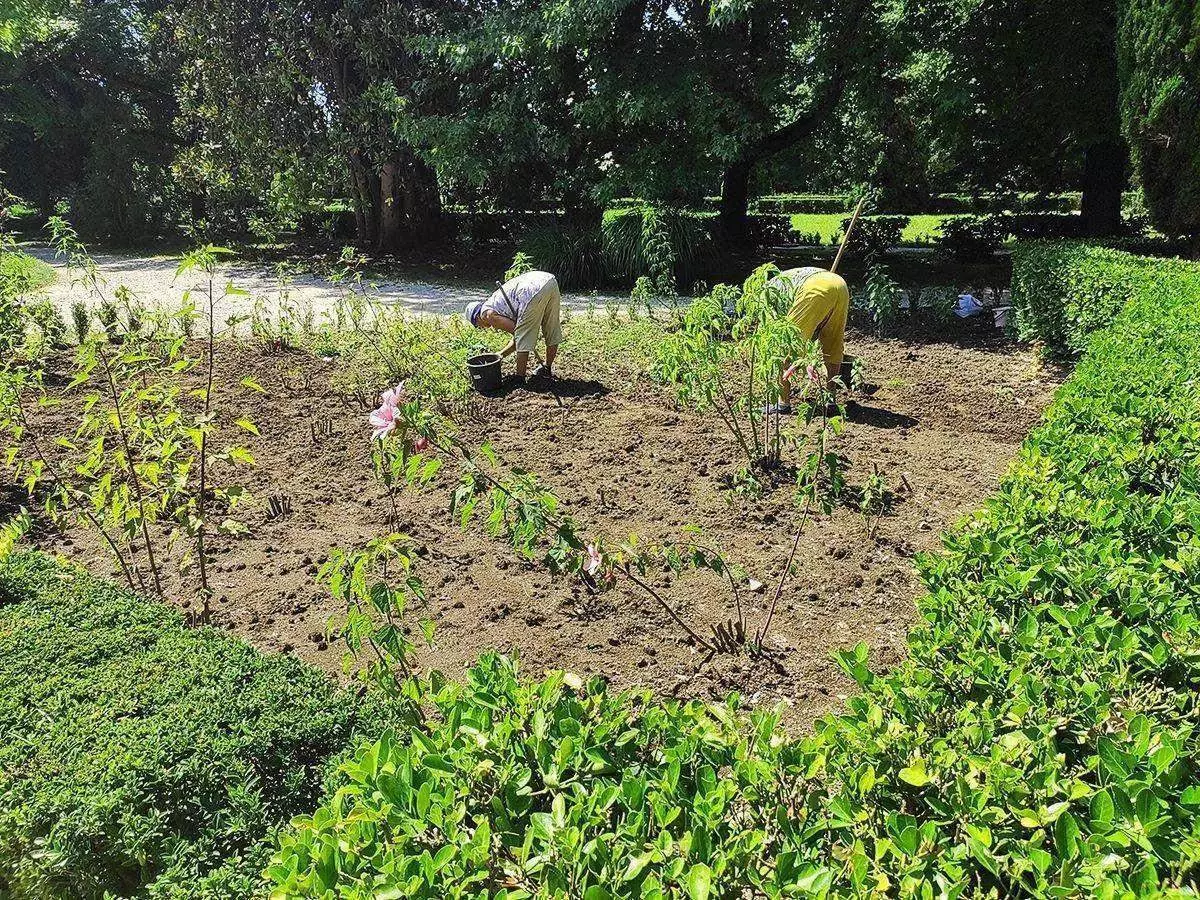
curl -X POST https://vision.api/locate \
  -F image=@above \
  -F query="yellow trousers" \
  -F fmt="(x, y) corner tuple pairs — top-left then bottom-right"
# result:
(786, 271), (849, 374)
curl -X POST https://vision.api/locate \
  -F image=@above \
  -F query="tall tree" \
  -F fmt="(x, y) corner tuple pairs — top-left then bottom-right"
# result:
(1119, 0), (1200, 250)
(0, 0), (180, 237)
(170, 0), (449, 250)
(708, 0), (873, 242)
(890, 0), (1127, 233)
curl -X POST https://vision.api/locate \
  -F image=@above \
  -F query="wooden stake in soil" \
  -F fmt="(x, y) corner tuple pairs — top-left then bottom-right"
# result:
(830, 197), (866, 275)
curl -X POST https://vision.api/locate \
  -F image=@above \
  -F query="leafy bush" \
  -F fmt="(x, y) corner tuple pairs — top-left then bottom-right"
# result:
(1119, 0), (1200, 242)
(518, 224), (608, 289)
(1009, 241), (1196, 356)
(520, 207), (714, 290)
(937, 214), (1013, 259)
(840, 214), (909, 257)
(745, 213), (796, 248)
(273, 245), (1200, 897)
(0, 551), (389, 899)
(602, 205), (713, 290)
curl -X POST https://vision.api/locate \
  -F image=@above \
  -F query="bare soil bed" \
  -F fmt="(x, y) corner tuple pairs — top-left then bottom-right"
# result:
(29, 323), (1062, 728)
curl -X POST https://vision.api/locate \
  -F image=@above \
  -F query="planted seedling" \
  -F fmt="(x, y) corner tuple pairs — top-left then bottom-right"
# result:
(70, 301), (90, 344)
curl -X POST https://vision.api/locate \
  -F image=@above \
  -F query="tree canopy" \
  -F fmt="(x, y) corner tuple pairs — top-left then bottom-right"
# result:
(1, 0), (1195, 248)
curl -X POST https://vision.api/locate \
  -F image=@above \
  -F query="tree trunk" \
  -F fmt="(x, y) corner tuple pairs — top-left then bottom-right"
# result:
(1080, 138), (1126, 238)
(349, 149), (443, 252)
(403, 154), (444, 244)
(719, 158), (753, 245)
(378, 158), (403, 254)
(347, 150), (381, 247)
(1079, 0), (1126, 238)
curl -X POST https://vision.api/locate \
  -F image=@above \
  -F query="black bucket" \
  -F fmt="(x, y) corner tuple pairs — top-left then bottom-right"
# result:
(839, 355), (857, 389)
(467, 352), (503, 393)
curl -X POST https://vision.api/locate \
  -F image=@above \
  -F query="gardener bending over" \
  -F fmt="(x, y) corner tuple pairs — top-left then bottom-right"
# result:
(766, 266), (850, 415)
(465, 270), (562, 379)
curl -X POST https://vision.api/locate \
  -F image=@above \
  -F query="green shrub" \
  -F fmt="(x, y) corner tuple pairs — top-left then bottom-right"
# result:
(938, 214), (1013, 259)
(840, 214), (909, 256)
(1010, 241), (1199, 356)
(602, 205), (713, 290)
(518, 224), (608, 289)
(520, 207), (714, 290)
(272, 245), (1200, 897)
(0, 551), (389, 899)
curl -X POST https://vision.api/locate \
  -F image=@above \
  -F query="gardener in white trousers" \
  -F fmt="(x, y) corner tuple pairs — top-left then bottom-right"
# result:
(465, 270), (563, 379)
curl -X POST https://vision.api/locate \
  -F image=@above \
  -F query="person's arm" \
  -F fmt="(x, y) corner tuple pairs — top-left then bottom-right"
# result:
(499, 338), (517, 358)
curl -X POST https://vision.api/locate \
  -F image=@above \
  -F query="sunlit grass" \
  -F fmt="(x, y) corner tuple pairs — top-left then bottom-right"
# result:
(789, 213), (965, 246)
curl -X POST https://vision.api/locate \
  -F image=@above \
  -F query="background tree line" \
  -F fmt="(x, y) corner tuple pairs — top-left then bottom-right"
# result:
(1, 0), (1197, 252)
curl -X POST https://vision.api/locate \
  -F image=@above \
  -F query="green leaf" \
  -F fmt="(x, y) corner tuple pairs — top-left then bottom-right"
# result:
(898, 757), (930, 787)
(685, 863), (711, 900)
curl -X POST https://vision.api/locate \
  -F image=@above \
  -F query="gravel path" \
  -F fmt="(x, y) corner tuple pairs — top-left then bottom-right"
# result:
(28, 247), (629, 325)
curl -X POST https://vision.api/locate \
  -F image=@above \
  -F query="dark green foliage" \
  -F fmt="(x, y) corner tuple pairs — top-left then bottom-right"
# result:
(842, 214), (909, 256)
(271, 244), (1200, 895)
(519, 207), (715, 290)
(0, 552), (386, 899)
(1119, 0), (1200, 241)
(517, 225), (609, 290)
(938, 215), (1012, 259)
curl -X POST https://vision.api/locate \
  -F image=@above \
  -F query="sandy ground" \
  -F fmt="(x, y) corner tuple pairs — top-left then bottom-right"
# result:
(27, 247), (628, 325)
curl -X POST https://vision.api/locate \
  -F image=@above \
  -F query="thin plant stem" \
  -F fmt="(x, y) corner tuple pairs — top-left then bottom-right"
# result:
(97, 344), (163, 597)
(17, 402), (138, 591)
(622, 567), (715, 652)
(195, 269), (216, 619)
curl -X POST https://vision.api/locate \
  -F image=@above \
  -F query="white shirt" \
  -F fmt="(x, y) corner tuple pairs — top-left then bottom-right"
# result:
(484, 271), (556, 322)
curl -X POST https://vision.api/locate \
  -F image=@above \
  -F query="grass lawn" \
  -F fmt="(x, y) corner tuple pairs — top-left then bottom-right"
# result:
(0, 249), (55, 293)
(789, 212), (965, 246)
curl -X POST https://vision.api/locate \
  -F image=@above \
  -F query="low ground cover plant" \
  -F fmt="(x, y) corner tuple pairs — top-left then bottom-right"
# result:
(269, 244), (1200, 896)
(0, 551), (390, 899)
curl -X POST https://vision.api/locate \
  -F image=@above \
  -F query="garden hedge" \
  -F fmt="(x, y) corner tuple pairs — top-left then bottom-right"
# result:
(271, 245), (1200, 897)
(1011, 241), (1200, 357)
(0, 551), (388, 899)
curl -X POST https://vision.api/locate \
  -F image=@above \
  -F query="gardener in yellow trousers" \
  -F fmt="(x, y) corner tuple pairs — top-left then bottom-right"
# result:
(764, 266), (850, 415)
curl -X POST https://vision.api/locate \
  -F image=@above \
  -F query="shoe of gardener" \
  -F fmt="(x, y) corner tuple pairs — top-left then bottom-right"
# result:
(529, 364), (554, 379)
(763, 402), (792, 415)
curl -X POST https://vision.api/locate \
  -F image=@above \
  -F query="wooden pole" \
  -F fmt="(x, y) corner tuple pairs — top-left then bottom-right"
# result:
(830, 196), (866, 274)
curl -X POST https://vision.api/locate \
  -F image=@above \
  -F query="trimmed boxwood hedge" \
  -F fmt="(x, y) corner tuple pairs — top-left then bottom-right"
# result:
(0, 551), (387, 899)
(1011, 241), (1200, 357)
(270, 245), (1200, 897)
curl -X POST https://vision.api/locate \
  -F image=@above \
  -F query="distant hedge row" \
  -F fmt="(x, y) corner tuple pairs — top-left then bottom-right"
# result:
(0, 552), (389, 899)
(269, 245), (1200, 896)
